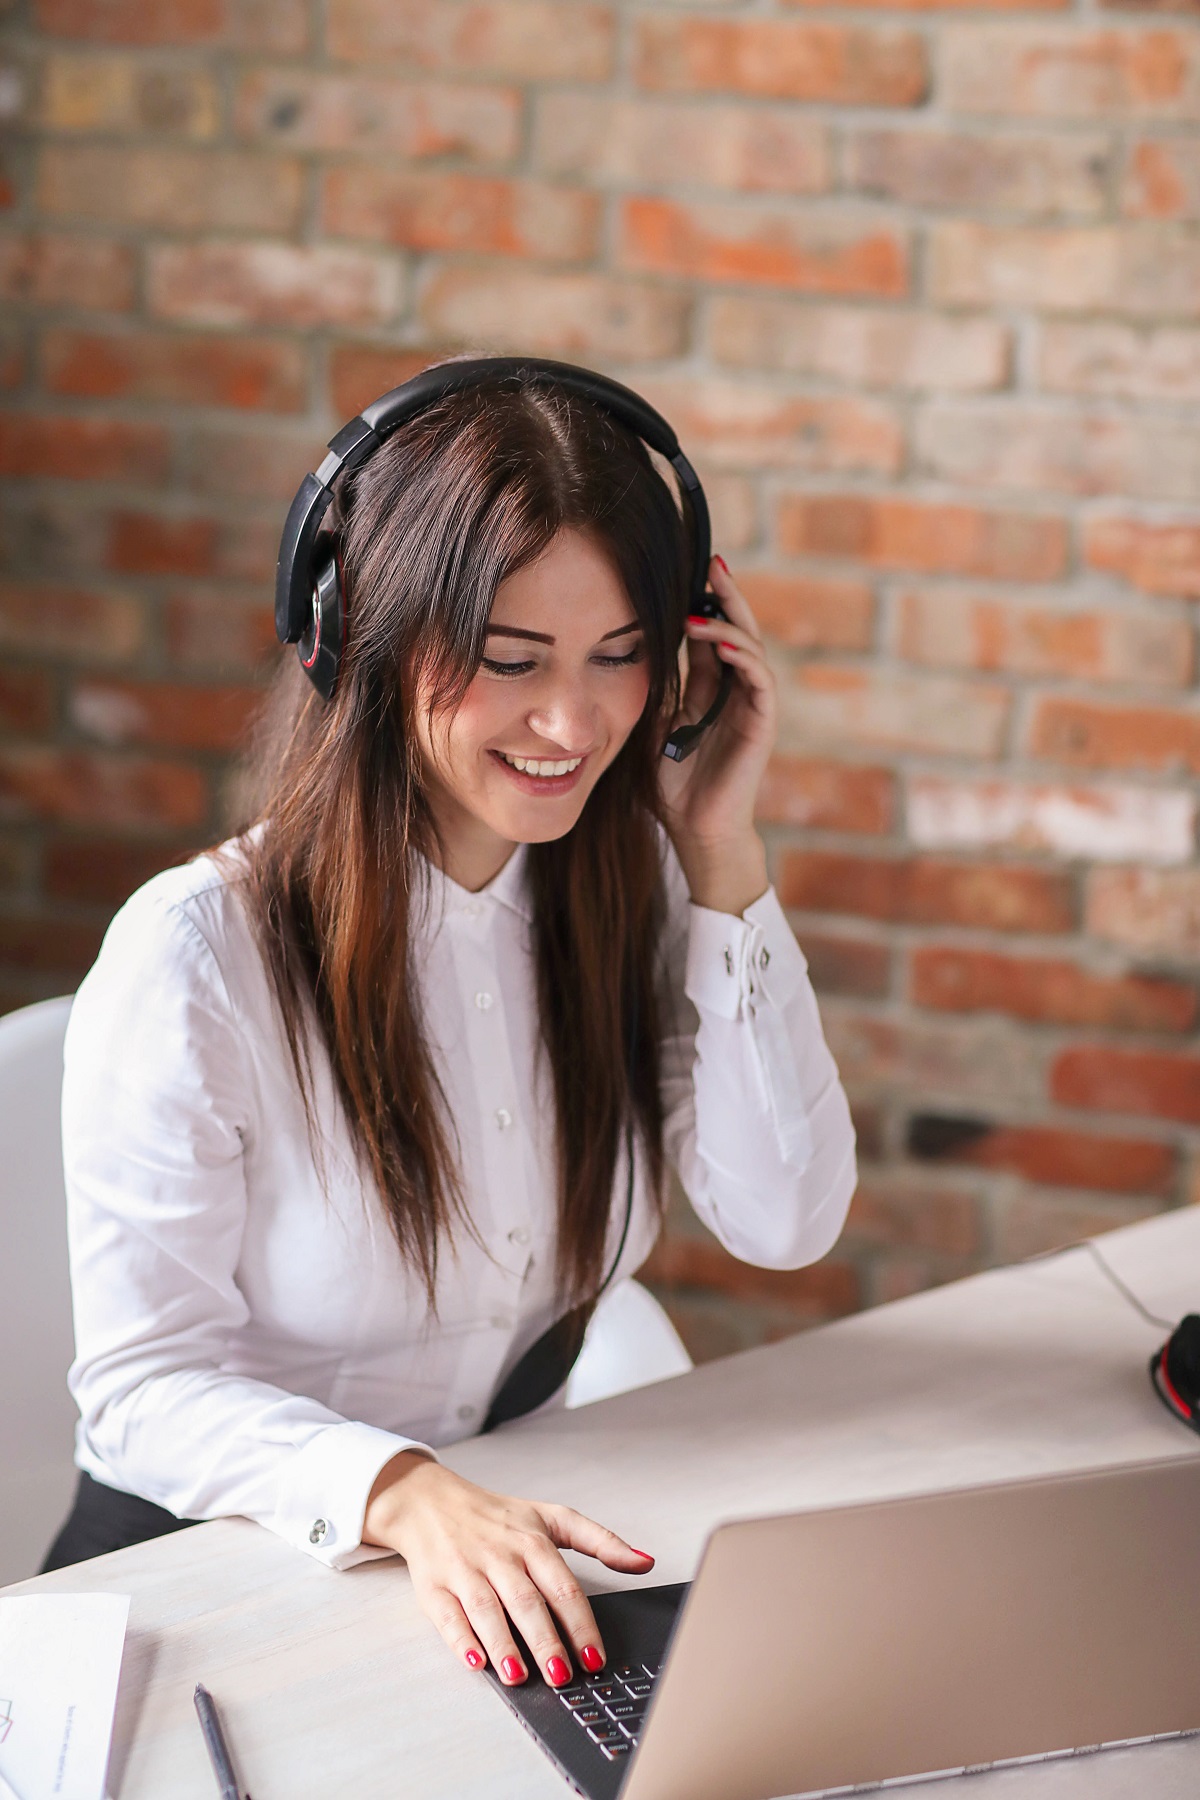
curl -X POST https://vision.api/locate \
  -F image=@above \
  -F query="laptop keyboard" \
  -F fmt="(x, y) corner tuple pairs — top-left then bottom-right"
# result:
(556, 1661), (661, 1763)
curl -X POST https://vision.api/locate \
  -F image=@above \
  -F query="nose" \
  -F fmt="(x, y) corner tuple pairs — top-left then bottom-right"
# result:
(524, 678), (598, 755)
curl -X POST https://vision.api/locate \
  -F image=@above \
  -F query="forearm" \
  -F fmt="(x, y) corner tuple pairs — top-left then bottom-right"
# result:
(671, 828), (768, 919)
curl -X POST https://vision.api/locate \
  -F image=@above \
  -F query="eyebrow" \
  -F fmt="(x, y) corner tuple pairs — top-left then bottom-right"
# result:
(485, 622), (642, 646)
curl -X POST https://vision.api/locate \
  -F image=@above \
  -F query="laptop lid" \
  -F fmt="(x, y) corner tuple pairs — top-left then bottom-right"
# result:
(623, 1456), (1200, 1800)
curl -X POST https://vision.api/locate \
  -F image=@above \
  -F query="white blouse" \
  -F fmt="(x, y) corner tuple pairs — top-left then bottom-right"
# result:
(62, 834), (856, 1571)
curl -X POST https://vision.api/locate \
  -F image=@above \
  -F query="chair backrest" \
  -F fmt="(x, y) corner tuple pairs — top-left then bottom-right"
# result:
(0, 995), (77, 1585)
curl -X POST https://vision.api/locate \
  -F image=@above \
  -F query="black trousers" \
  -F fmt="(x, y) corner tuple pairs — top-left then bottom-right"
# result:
(40, 1471), (201, 1573)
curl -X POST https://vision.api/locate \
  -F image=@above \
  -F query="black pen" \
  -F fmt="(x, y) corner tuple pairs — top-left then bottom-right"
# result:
(193, 1684), (251, 1800)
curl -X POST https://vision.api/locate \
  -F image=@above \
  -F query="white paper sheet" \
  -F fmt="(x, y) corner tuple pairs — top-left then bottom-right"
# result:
(0, 1594), (129, 1800)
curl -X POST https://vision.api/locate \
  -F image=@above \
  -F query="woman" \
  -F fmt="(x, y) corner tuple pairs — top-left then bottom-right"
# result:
(46, 365), (856, 1694)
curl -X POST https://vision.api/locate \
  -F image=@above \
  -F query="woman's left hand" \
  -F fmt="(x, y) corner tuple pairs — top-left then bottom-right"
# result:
(659, 555), (775, 916)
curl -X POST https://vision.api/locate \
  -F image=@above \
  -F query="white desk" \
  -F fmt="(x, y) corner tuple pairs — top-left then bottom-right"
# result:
(7, 1208), (1200, 1800)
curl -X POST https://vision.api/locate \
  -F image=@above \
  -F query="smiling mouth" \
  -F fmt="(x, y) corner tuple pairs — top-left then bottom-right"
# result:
(497, 751), (584, 778)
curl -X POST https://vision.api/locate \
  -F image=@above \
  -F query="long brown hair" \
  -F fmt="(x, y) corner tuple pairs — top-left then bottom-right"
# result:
(237, 373), (692, 1306)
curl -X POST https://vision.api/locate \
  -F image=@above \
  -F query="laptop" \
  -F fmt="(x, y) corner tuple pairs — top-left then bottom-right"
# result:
(483, 1456), (1200, 1800)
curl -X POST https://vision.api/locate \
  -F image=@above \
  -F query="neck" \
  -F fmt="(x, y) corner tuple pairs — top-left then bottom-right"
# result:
(426, 793), (517, 893)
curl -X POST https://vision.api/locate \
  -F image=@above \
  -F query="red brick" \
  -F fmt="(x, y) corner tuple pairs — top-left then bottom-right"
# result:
(825, 1009), (1050, 1108)
(635, 18), (926, 106)
(846, 128), (1109, 215)
(35, 0), (308, 51)
(930, 221), (1200, 318)
(845, 1176), (981, 1259)
(0, 747), (208, 830)
(637, 378), (902, 475)
(621, 197), (908, 297)
(911, 945), (1196, 1033)
(165, 587), (278, 674)
(996, 1192), (1165, 1263)
(777, 494), (1067, 582)
(641, 1232), (859, 1317)
(0, 232), (135, 310)
(941, 24), (1200, 118)
(328, 346), (452, 420)
(417, 267), (692, 363)
(1040, 323), (1200, 402)
(0, 318), (23, 391)
(102, 510), (279, 587)
(0, 413), (168, 484)
(756, 755), (894, 833)
(234, 71), (520, 161)
(739, 571), (874, 651)
(42, 328), (307, 413)
(38, 146), (304, 235)
(1087, 867), (1200, 958)
(779, 850), (1075, 933)
(1028, 696), (1200, 775)
(533, 94), (830, 196)
(0, 668), (54, 735)
(44, 835), (190, 906)
(147, 242), (401, 331)
(107, 513), (220, 578)
(709, 297), (1009, 393)
(916, 401), (1200, 505)
(704, 473), (758, 554)
(777, 665), (1010, 759)
(0, 911), (106, 976)
(1052, 1044), (1200, 1124)
(907, 774), (1196, 867)
(186, 427), (323, 503)
(42, 52), (219, 137)
(897, 587), (1192, 687)
(323, 169), (598, 263)
(326, 0), (614, 79)
(800, 930), (891, 999)
(1122, 138), (1200, 218)
(69, 676), (262, 754)
(910, 1115), (1174, 1197)
(1083, 515), (1200, 598)
(0, 580), (144, 662)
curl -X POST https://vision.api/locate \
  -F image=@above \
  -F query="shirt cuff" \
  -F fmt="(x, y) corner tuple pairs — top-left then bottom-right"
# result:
(685, 885), (806, 1022)
(271, 1420), (438, 1571)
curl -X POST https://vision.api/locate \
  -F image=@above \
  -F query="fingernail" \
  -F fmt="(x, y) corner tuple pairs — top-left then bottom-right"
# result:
(547, 1656), (572, 1687)
(581, 1645), (604, 1673)
(714, 554), (729, 574)
(502, 1656), (526, 1684)
(631, 1548), (654, 1561)
(465, 1649), (482, 1670)
(686, 613), (707, 623)
(720, 641), (735, 652)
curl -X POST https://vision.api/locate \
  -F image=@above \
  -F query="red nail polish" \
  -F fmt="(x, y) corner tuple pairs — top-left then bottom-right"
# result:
(714, 554), (729, 574)
(546, 1656), (571, 1687)
(686, 613), (707, 623)
(581, 1645), (604, 1673)
(631, 1548), (654, 1561)
(465, 1649), (482, 1669)
(720, 641), (735, 652)
(502, 1656), (526, 1683)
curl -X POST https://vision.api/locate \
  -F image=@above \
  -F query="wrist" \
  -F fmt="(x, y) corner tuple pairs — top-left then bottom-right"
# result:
(362, 1448), (438, 1549)
(675, 832), (768, 917)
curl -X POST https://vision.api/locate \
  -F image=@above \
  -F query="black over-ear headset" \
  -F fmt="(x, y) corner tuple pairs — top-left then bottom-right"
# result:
(274, 355), (732, 761)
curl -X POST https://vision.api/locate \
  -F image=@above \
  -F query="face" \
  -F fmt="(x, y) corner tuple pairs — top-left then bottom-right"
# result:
(413, 528), (653, 888)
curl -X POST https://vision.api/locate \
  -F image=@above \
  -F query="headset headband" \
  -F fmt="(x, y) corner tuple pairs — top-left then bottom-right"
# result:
(274, 355), (727, 760)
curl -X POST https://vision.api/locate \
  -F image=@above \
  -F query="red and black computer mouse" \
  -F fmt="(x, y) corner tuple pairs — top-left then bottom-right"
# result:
(1151, 1315), (1200, 1433)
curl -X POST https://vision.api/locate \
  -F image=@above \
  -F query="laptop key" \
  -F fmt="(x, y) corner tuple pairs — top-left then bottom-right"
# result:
(624, 1680), (652, 1699)
(588, 1682), (621, 1703)
(606, 1700), (637, 1718)
(559, 1690), (593, 1710)
(586, 1725), (625, 1747)
(573, 1708), (605, 1728)
(618, 1719), (641, 1742)
(600, 1743), (632, 1762)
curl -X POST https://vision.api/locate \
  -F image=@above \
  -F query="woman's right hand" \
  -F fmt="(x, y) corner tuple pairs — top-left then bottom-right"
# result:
(363, 1451), (655, 1687)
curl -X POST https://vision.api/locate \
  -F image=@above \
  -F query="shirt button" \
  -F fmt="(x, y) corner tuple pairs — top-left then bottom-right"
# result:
(457, 1403), (476, 1422)
(495, 1107), (512, 1130)
(723, 947), (734, 976)
(475, 991), (493, 1010)
(309, 1519), (328, 1544)
(508, 1225), (530, 1247)
(759, 947), (770, 970)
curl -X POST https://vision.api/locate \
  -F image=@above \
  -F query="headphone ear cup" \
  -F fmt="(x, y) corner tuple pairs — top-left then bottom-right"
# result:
(297, 537), (345, 701)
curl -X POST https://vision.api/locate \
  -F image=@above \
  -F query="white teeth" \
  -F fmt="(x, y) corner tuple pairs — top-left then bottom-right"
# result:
(500, 753), (582, 777)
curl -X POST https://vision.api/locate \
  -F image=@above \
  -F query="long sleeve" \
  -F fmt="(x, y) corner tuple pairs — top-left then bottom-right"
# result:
(658, 852), (857, 1269)
(62, 883), (431, 1570)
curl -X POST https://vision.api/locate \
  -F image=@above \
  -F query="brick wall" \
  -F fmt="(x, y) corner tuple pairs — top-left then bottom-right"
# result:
(2, 0), (1199, 1362)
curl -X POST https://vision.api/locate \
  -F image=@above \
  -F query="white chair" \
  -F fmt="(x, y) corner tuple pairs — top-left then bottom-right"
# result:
(0, 995), (77, 1587)
(0, 993), (689, 1584)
